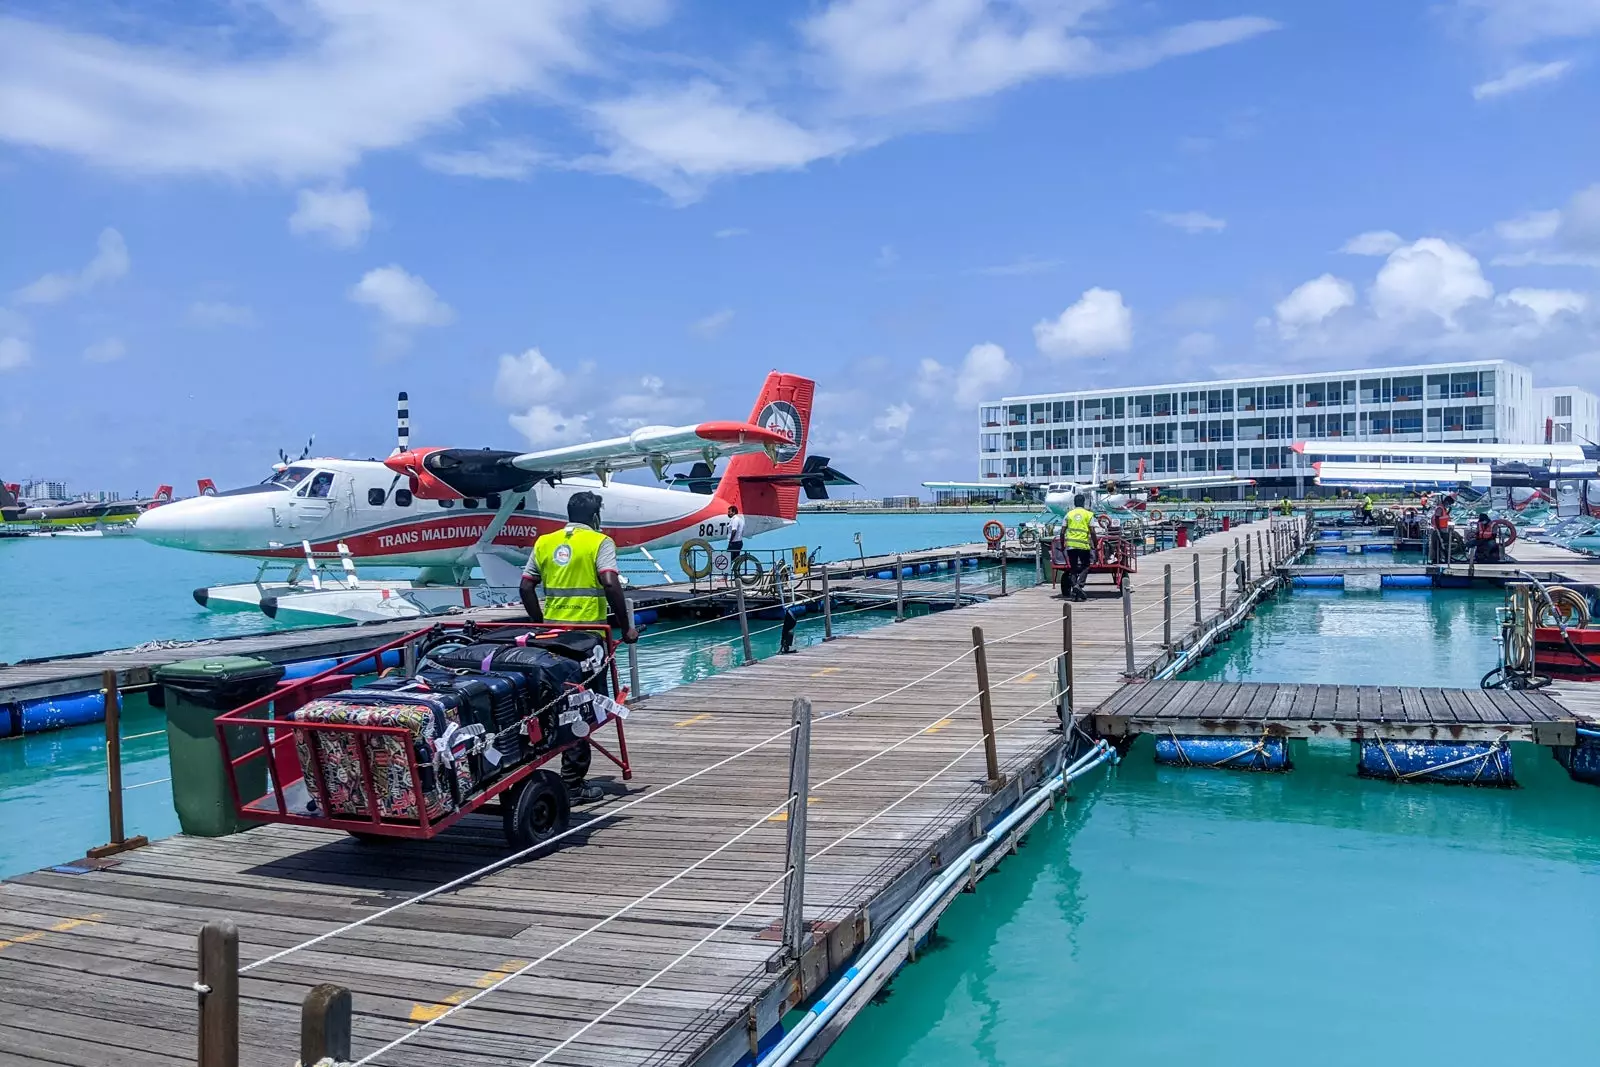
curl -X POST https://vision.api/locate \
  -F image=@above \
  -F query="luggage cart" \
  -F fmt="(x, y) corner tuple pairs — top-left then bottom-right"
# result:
(216, 622), (632, 850)
(1049, 534), (1137, 594)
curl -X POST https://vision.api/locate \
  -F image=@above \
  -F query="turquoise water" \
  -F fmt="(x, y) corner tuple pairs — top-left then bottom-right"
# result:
(0, 511), (1037, 877)
(821, 588), (1600, 1067)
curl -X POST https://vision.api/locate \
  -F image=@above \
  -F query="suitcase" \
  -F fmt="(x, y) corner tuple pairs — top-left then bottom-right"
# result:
(416, 668), (529, 773)
(485, 646), (594, 753)
(291, 692), (473, 821)
(452, 629), (612, 694)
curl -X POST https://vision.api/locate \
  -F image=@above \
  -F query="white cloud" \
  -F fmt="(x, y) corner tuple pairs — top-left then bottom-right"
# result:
(1566, 182), (1600, 247)
(953, 342), (1017, 407)
(1151, 210), (1226, 234)
(581, 82), (851, 203)
(289, 187), (372, 248)
(14, 228), (128, 305)
(1499, 287), (1589, 323)
(1275, 274), (1355, 336)
(0, 336), (29, 371)
(608, 374), (701, 429)
(690, 308), (735, 339)
(494, 348), (567, 408)
(1496, 209), (1563, 242)
(1493, 249), (1600, 268)
(1339, 230), (1405, 256)
(713, 227), (749, 239)
(187, 301), (257, 327)
(802, 1), (1279, 112)
(1034, 288), (1133, 358)
(509, 405), (592, 448)
(1472, 59), (1574, 98)
(348, 265), (454, 328)
(1458, 0), (1600, 49)
(422, 140), (546, 180)
(1370, 238), (1493, 324)
(83, 337), (125, 363)
(874, 402), (913, 434)
(1176, 331), (1219, 358)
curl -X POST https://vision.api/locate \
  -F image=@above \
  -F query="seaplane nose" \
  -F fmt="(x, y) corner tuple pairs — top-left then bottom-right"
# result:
(133, 498), (193, 547)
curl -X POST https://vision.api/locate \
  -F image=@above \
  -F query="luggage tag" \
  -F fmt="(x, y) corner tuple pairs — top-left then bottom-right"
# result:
(570, 689), (629, 723)
(433, 721), (486, 765)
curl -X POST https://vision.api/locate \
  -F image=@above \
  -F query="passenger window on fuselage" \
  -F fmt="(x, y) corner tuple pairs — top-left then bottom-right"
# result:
(367, 488), (386, 507)
(395, 489), (413, 507)
(438, 499), (454, 509)
(464, 498), (479, 510)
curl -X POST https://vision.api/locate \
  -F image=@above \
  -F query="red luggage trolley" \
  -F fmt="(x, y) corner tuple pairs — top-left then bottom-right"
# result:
(215, 622), (632, 849)
(1049, 525), (1138, 594)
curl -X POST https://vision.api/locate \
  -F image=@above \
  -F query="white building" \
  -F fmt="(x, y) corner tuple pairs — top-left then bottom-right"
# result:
(1535, 386), (1600, 447)
(977, 359), (1591, 497)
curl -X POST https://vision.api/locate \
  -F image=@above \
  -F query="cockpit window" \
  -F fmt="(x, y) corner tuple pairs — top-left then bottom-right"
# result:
(269, 466), (314, 490)
(306, 472), (335, 499)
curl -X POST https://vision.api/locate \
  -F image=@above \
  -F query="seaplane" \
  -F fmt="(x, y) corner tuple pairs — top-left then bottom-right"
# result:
(134, 371), (845, 623)
(1296, 440), (1600, 517)
(1038, 457), (1255, 516)
(1, 482), (173, 536)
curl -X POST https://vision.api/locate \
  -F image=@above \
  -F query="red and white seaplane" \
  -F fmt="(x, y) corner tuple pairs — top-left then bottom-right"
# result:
(135, 372), (839, 622)
(1296, 440), (1600, 515)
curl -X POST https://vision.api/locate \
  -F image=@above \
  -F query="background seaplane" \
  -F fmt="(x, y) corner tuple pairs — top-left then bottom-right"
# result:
(1040, 457), (1255, 516)
(134, 371), (836, 622)
(1, 481), (173, 536)
(1296, 440), (1600, 517)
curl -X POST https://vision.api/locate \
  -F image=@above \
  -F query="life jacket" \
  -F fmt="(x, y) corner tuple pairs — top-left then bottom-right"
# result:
(1064, 507), (1094, 551)
(532, 525), (609, 623)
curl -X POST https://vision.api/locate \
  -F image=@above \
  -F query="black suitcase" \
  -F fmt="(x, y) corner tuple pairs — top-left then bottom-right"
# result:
(423, 642), (503, 674)
(485, 646), (594, 753)
(420, 668), (528, 770)
(458, 629), (611, 691)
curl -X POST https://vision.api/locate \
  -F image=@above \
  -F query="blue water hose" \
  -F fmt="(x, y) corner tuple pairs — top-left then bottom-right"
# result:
(755, 741), (1115, 1067)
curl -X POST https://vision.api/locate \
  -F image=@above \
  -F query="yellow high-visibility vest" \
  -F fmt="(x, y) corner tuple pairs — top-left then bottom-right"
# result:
(532, 525), (609, 623)
(1064, 508), (1095, 551)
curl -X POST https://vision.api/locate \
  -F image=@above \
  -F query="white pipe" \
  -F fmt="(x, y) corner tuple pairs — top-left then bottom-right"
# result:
(758, 740), (1115, 1067)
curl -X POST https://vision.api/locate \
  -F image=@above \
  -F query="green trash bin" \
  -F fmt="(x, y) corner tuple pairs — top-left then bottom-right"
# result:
(153, 656), (286, 837)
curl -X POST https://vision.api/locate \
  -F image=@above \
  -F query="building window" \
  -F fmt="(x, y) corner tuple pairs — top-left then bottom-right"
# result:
(981, 406), (1002, 427)
(1555, 423), (1573, 443)
(1008, 404), (1027, 425)
(980, 433), (1002, 453)
(1394, 411), (1422, 435)
(1554, 395), (1573, 417)
(1153, 393), (1174, 417)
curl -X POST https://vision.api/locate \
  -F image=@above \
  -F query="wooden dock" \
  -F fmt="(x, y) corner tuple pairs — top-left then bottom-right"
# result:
(0, 522), (1280, 1067)
(1093, 680), (1581, 745)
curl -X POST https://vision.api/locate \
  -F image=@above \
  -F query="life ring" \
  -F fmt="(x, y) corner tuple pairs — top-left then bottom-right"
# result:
(1097, 513), (1113, 530)
(1147, 509), (1164, 523)
(1491, 518), (1518, 547)
(680, 537), (714, 579)
(1018, 524), (1040, 547)
(734, 553), (765, 586)
(1538, 586), (1591, 628)
(982, 520), (1005, 546)
(1195, 505), (1213, 519)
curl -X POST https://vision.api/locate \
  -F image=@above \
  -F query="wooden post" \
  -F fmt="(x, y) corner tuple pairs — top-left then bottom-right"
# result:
(1245, 535), (1253, 582)
(197, 920), (239, 1067)
(402, 637), (418, 679)
(1035, 540), (1045, 587)
(300, 984), (352, 1066)
(88, 671), (147, 859)
(782, 697), (812, 960)
(624, 597), (642, 697)
(1257, 531), (1266, 574)
(1058, 600), (1073, 732)
(733, 577), (755, 665)
(821, 564), (834, 640)
(1219, 549), (1228, 612)
(1000, 552), (1008, 596)
(970, 627), (1005, 792)
(953, 553), (962, 607)
(1162, 564), (1172, 648)
(894, 555), (905, 622)
(1121, 578), (1135, 677)
(1192, 552), (1202, 628)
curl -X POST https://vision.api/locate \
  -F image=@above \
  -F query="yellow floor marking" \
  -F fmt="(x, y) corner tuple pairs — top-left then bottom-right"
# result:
(924, 718), (954, 734)
(674, 713), (713, 727)
(768, 798), (821, 822)
(0, 913), (105, 952)
(810, 666), (841, 677)
(411, 960), (528, 1022)
(1019, 672), (1038, 683)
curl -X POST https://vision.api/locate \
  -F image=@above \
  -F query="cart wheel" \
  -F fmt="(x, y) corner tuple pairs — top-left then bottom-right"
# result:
(346, 830), (397, 846)
(503, 770), (571, 851)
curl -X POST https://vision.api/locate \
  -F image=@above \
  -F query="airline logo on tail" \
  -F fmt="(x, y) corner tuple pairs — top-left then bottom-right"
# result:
(757, 400), (804, 465)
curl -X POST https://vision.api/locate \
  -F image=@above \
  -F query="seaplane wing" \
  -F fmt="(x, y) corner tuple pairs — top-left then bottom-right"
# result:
(1313, 461), (1489, 488)
(1125, 475), (1257, 491)
(387, 421), (792, 500)
(922, 480), (1025, 491)
(1293, 441), (1594, 463)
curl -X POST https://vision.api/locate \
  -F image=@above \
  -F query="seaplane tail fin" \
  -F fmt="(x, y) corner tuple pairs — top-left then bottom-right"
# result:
(197, 479), (217, 497)
(152, 485), (174, 504)
(717, 372), (816, 521)
(0, 481), (17, 509)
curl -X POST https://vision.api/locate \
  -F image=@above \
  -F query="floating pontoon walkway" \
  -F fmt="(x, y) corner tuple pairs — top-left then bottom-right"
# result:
(1094, 680), (1581, 746)
(0, 521), (1282, 1067)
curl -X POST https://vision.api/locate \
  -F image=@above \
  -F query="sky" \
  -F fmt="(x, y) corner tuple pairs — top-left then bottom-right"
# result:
(1, 0), (1598, 497)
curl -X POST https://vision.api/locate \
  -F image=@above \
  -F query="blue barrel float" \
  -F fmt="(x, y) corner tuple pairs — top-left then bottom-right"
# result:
(1357, 737), (1514, 785)
(1555, 727), (1600, 785)
(1381, 575), (1433, 588)
(1154, 735), (1290, 771)
(1292, 575), (1344, 588)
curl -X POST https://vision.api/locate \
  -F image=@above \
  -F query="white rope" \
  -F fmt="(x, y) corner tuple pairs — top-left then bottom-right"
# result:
(123, 776), (172, 791)
(348, 794), (795, 1065)
(522, 867), (794, 1067)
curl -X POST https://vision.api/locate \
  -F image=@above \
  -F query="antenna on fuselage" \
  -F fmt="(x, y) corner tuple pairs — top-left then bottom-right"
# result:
(394, 391), (410, 457)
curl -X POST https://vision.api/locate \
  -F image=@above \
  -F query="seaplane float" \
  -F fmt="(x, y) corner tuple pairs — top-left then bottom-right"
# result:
(133, 371), (853, 624)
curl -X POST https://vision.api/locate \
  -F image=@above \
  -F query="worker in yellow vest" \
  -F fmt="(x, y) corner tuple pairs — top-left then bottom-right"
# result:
(520, 490), (637, 803)
(1057, 493), (1098, 602)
